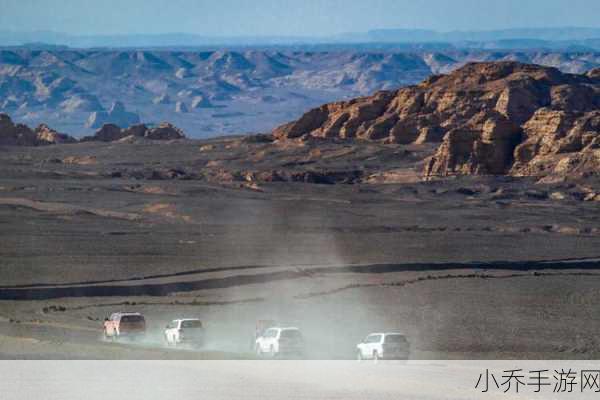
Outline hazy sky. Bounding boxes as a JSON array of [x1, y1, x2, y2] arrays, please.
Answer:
[[1, 0, 600, 37]]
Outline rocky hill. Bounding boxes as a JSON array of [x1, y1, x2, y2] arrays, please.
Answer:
[[0, 113, 185, 145], [274, 62, 600, 181], [0, 113, 76, 145], [81, 122, 186, 142]]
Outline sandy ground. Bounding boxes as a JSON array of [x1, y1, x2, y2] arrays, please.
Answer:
[[1, 139, 600, 359]]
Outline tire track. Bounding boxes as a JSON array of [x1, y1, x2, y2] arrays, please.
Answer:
[[2, 256, 599, 290], [2, 257, 600, 300], [294, 271, 600, 299]]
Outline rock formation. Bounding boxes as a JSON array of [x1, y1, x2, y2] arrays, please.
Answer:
[[0, 114, 38, 146], [1, 112, 185, 144], [34, 124, 77, 144], [274, 62, 600, 180], [84, 123, 125, 142], [144, 123, 186, 140], [82, 122, 186, 142], [0, 114, 76, 146]]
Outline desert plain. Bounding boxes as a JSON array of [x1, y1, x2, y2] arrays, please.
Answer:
[[1, 134, 600, 359]]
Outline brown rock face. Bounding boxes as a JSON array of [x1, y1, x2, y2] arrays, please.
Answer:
[[274, 62, 600, 179], [0, 114, 36, 146], [34, 124, 77, 145], [587, 68, 600, 81], [122, 124, 149, 138], [85, 123, 124, 142], [0, 114, 75, 146], [144, 123, 186, 140], [83, 122, 186, 142]]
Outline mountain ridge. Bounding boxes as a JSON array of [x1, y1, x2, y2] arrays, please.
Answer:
[[1, 49, 600, 137]]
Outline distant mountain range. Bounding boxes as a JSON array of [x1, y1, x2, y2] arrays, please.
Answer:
[[340, 27, 600, 43], [2, 27, 600, 49], [1, 48, 599, 137]]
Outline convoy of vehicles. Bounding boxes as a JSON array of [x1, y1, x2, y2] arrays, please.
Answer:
[[103, 312, 146, 341], [102, 312, 410, 360], [356, 333, 410, 360], [164, 318, 205, 347]]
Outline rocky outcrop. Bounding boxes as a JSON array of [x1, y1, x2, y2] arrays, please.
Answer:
[[424, 64, 600, 179], [82, 122, 186, 142], [34, 124, 77, 144], [0, 114, 37, 146], [1, 112, 185, 145], [83, 123, 125, 142], [587, 68, 600, 81], [0, 114, 75, 146], [274, 62, 600, 179], [144, 123, 186, 140]]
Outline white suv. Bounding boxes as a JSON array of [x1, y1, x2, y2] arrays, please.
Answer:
[[164, 319, 204, 347], [356, 333, 410, 360], [255, 327, 304, 358]]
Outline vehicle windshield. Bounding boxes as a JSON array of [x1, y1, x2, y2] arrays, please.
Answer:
[[181, 320, 202, 328], [280, 329, 302, 340], [121, 315, 144, 323], [385, 334, 407, 344]]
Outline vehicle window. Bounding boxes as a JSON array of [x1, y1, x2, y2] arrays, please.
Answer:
[[280, 329, 302, 340], [121, 315, 144, 323], [264, 329, 278, 338], [366, 334, 382, 343], [181, 320, 202, 329], [384, 334, 408, 345]]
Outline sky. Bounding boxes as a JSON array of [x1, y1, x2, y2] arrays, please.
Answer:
[[1, 0, 600, 37]]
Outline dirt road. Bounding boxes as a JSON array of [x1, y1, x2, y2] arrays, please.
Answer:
[[2, 268, 600, 359]]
